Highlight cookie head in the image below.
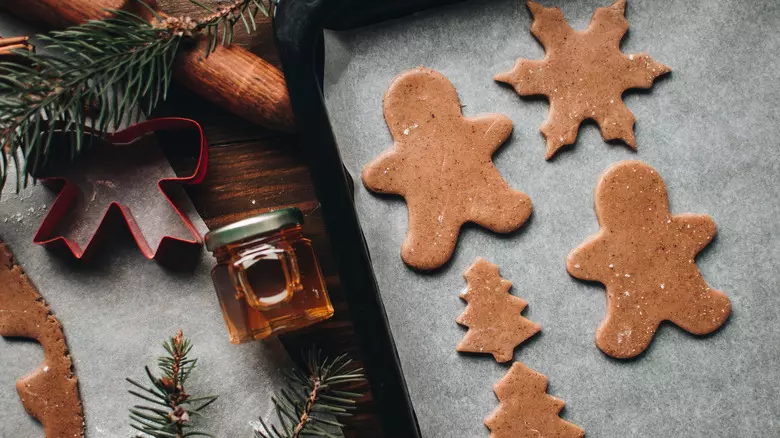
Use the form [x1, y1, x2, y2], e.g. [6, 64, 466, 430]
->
[383, 67, 462, 139]
[595, 160, 670, 231]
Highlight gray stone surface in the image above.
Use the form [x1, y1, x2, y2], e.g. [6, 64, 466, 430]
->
[323, 0, 780, 436]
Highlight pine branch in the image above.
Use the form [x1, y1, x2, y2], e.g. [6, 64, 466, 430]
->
[0, 0, 271, 195]
[187, 0, 274, 55]
[127, 330, 219, 438]
[254, 348, 367, 438]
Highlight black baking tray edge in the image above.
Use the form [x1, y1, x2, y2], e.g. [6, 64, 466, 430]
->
[274, 1, 463, 436]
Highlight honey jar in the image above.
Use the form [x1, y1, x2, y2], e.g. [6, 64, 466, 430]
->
[205, 208, 333, 343]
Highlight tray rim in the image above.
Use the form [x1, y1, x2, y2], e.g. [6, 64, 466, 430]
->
[273, 1, 467, 436]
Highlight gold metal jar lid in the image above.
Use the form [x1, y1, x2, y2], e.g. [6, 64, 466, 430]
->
[204, 207, 304, 251]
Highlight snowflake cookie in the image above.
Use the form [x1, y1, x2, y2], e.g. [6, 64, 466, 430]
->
[496, 0, 670, 159]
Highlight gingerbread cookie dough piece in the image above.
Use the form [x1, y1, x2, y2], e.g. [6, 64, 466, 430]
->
[567, 161, 731, 358]
[456, 257, 540, 362]
[485, 362, 584, 438]
[0, 243, 84, 437]
[362, 67, 533, 270]
[495, 0, 670, 159]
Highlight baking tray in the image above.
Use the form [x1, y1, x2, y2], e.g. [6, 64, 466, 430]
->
[275, 2, 455, 437]
[275, 0, 780, 437]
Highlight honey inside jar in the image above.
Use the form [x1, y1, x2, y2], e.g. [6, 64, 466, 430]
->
[206, 208, 333, 343]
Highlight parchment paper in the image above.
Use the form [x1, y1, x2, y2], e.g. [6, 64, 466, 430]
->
[0, 167, 292, 437]
[0, 16, 291, 437]
[323, 0, 780, 436]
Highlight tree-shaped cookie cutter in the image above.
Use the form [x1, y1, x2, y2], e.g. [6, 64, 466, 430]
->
[32, 117, 208, 262]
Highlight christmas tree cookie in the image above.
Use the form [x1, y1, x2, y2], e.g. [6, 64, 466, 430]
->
[485, 362, 584, 437]
[456, 257, 540, 362]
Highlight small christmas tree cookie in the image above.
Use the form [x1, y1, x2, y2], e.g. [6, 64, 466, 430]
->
[456, 257, 540, 363]
[485, 362, 584, 438]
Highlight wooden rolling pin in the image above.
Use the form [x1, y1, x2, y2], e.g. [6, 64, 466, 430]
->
[0, 0, 295, 133]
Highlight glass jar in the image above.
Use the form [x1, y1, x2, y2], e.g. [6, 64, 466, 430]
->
[205, 208, 333, 343]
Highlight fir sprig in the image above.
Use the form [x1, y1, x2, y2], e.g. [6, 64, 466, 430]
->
[127, 330, 219, 438]
[190, 0, 272, 55]
[255, 349, 367, 438]
[0, 0, 271, 194]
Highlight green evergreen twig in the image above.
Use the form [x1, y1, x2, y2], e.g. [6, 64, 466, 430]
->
[127, 330, 219, 438]
[255, 348, 367, 438]
[0, 0, 270, 194]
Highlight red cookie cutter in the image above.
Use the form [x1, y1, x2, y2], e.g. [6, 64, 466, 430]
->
[32, 118, 208, 262]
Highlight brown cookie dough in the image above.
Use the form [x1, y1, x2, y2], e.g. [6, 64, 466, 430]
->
[495, 0, 670, 159]
[485, 362, 584, 438]
[0, 243, 84, 437]
[362, 67, 532, 270]
[456, 257, 540, 362]
[567, 160, 731, 358]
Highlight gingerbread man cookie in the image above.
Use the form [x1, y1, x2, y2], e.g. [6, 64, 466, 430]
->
[456, 257, 540, 362]
[567, 160, 731, 358]
[495, 0, 670, 159]
[362, 67, 532, 270]
[0, 243, 84, 437]
[485, 362, 584, 438]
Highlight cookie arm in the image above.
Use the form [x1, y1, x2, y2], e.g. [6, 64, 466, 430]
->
[361, 149, 406, 195]
[468, 114, 513, 155]
[566, 232, 610, 281]
[675, 213, 717, 254]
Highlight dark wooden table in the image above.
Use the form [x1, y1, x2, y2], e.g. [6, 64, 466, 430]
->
[155, 2, 384, 436]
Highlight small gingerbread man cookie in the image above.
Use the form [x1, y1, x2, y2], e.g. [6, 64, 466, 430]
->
[362, 67, 532, 270]
[567, 160, 731, 358]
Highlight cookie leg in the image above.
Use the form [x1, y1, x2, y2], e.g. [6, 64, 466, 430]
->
[468, 188, 532, 234]
[669, 286, 731, 335]
[596, 299, 659, 358]
[401, 204, 461, 270]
